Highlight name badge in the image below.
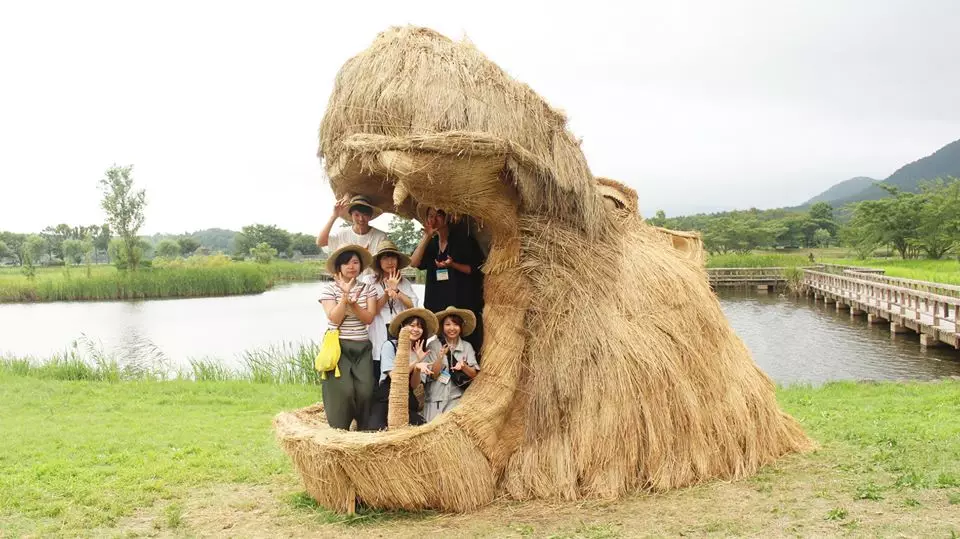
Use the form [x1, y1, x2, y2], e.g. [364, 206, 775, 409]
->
[436, 269, 450, 281]
[438, 370, 451, 384]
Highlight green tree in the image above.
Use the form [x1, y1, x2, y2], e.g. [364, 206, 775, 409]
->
[81, 236, 95, 277]
[176, 236, 201, 256]
[0, 232, 26, 265]
[21, 234, 47, 279]
[647, 209, 667, 227]
[0, 240, 9, 261]
[235, 224, 291, 257]
[108, 237, 150, 269]
[155, 239, 182, 259]
[915, 179, 960, 259]
[809, 202, 834, 222]
[290, 233, 321, 256]
[94, 224, 111, 262]
[387, 216, 420, 254]
[99, 165, 147, 270]
[250, 242, 278, 264]
[812, 228, 832, 248]
[41, 223, 73, 261]
[846, 186, 921, 259]
[62, 239, 84, 265]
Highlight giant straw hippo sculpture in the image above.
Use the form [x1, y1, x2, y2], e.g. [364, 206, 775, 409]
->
[274, 26, 812, 513]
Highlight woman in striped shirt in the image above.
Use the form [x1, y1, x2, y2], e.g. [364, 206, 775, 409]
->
[319, 244, 378, 430]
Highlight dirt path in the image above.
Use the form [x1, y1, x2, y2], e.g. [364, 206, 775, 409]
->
[109, 451, 959, 538]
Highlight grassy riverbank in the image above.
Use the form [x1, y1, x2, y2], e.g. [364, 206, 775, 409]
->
[707, 249, 960, 285]
[0, 368, 956, 537]
[0, 260, 324, 303]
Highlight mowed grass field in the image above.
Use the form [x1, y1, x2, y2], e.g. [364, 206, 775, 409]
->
[0, 370, 957, 537]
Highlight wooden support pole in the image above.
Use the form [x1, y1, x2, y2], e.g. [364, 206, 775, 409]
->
[890, 322, 911, 334]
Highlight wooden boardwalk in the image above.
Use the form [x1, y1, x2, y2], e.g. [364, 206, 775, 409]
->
[802, 269, 960, 349]
[707, 267, 788, 288]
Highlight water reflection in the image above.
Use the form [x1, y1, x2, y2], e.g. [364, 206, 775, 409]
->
[718, 290, 960, 384]
[0, 283, 957, 384]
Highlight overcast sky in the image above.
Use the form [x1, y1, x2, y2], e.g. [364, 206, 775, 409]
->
[1, 0, 958, 235]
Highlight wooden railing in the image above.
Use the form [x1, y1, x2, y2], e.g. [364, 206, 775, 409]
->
[802, 269, 960, 348]
[707, 267, 788, 287]
[815, 263, 886, 275]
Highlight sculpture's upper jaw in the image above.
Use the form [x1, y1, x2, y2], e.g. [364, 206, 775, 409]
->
[317, 25, 603, 238]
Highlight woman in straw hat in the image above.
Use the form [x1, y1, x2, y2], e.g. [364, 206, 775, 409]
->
[422, 306, 480, 422]
[368, 308, 441, 429]
[360, 240, 419, 378]
[318, 244, 378, 430]
[409, 207, 485, 356]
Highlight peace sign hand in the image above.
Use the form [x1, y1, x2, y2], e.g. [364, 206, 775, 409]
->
[414, 362, 433, 376]
[335, 275, 356, 295]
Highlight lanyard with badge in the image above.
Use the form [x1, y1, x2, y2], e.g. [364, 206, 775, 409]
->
[436, 247, 451, 282]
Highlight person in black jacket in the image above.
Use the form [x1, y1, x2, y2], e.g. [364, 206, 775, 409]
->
[409, 208, 485, 356]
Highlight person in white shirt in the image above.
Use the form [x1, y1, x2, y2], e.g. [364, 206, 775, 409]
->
[316, 194, 388, 255]
[360, 240, 419, 379]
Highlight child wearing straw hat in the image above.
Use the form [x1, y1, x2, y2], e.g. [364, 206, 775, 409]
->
[368, 308, 441, 430]
[318, 244, 378, 430]
[422, 306, 480, 422]
[360, 240, 419, 380]
[316, 194, 388, 256]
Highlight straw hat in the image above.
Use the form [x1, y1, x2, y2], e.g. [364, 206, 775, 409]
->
[433, 306, 477, 336]
[345, 195, 383, 218]
[388, 308, 439, 339]
[373, 240, 411, 270]
[325, 244, 373, 275]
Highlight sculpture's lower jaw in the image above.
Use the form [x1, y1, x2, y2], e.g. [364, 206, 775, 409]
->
[274, 254, 531, 513]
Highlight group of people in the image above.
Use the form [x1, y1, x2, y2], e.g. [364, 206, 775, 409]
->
[315, 195, 485, 430]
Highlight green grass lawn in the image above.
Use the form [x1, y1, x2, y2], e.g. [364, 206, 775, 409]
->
[1, 374, 957, 537]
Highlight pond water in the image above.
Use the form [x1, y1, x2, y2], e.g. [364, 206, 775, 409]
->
[1, 283, 958, 384]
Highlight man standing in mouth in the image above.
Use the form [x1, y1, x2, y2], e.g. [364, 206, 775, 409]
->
[317, 194, 388, 256]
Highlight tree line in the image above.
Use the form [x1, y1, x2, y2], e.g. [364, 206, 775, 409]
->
[1, 164, 423, 274]
[649, 177, 960, 260]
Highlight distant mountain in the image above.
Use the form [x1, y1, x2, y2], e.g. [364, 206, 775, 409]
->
[812, 138, 960, 208]
[803, 176, 878, 206]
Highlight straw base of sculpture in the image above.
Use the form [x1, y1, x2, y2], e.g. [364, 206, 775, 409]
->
[274, 25, 812, 514]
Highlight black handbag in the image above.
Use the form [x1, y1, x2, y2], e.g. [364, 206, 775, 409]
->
[447, 348, 472, 389]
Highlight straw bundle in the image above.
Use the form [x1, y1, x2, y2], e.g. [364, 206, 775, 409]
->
[387, 327, 411, 429]
[275, 25, 811, 513]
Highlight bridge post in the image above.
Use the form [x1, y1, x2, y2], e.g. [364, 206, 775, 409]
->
[920, 333, 942, 348]
[867, 313, 886, 324]
[890, 322, 911, 334]
[850, 306, 865, 318]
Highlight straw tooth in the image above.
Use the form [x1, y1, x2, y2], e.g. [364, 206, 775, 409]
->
[275, 24, 812, 514]
[387, 327, 411, 429]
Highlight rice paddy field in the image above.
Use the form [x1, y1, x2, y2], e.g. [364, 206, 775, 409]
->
[0, 260, 324, 303]
[0, 359, 956, 537]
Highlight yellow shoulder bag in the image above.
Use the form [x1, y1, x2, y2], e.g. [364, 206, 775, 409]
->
[315, 284, 366, 380]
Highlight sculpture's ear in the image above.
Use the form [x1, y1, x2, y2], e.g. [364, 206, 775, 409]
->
[595, 177, 639, 214]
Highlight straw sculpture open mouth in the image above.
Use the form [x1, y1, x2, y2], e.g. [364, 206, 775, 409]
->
[273, 25, 812, 515]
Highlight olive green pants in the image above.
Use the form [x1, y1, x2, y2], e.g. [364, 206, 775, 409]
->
[321, 339, 375, 431]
